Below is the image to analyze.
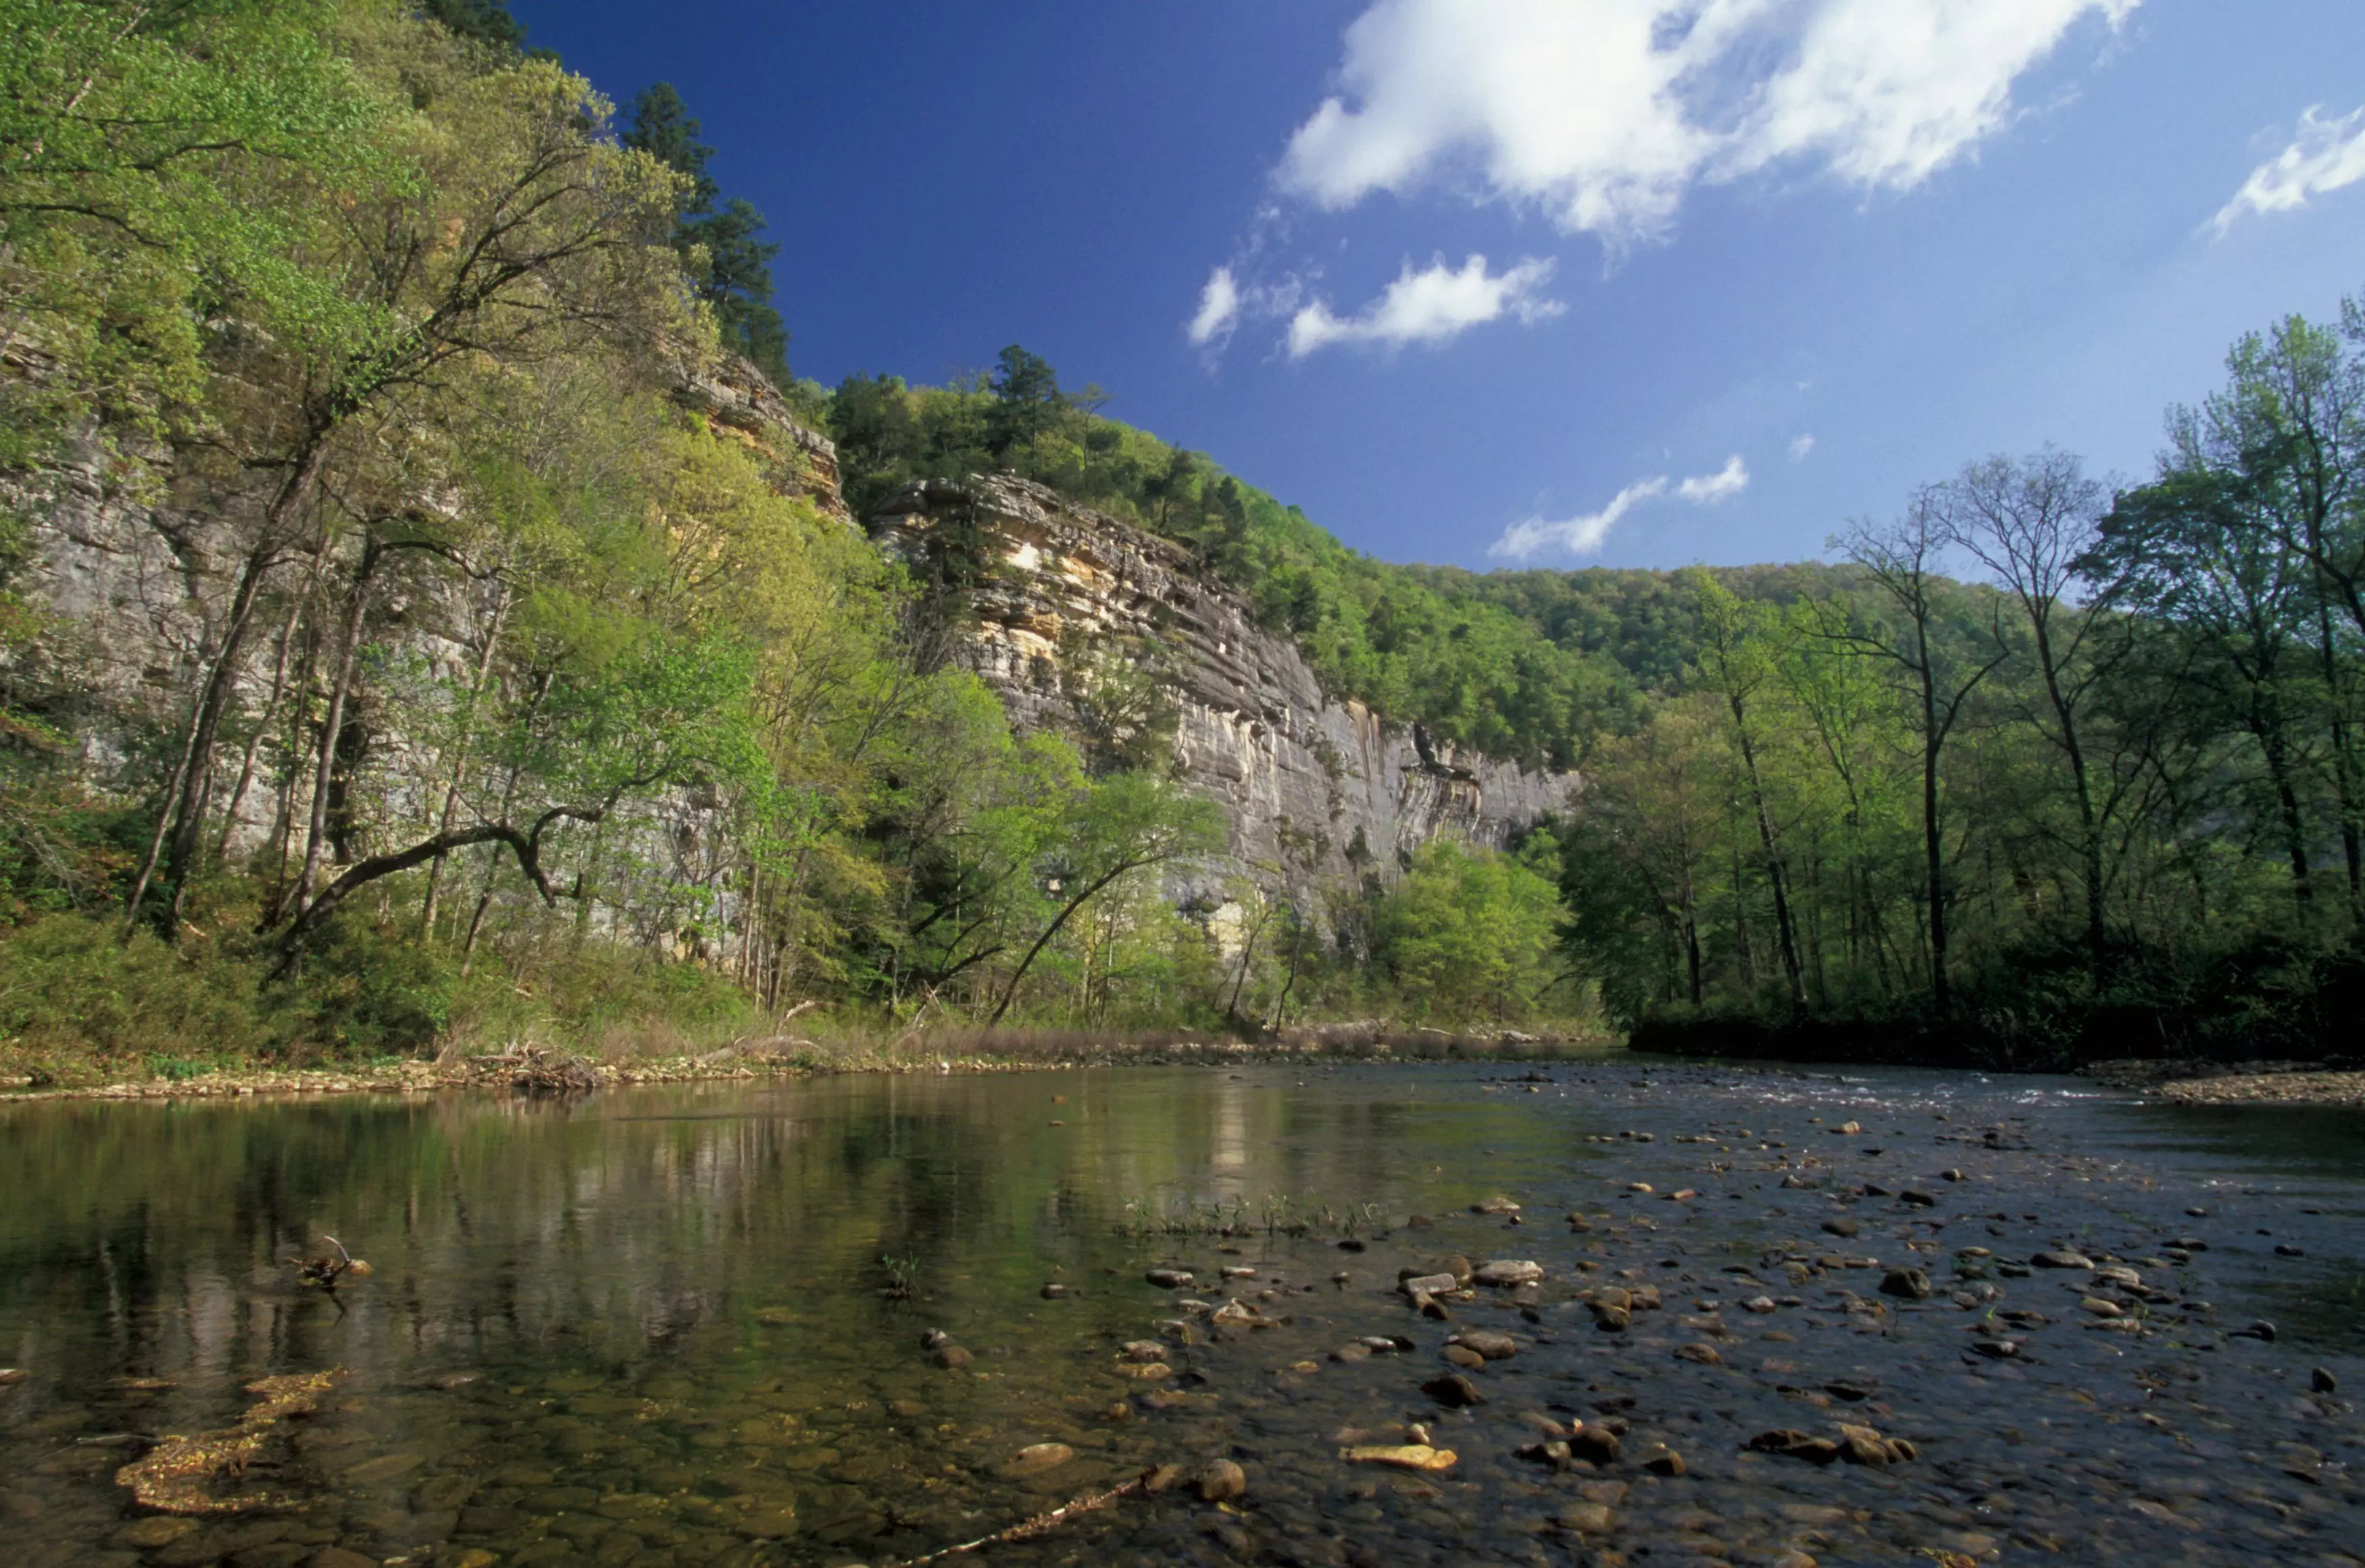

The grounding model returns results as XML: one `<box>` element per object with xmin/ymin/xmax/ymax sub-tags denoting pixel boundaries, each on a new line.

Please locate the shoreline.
<box><xmin>0</xmin><ymin>1030</ymin><xmax>1612</xmax><ymax>1105</ymax></box>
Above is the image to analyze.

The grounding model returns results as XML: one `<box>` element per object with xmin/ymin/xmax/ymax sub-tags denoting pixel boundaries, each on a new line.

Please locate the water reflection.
<box><xmin>0</xmin><ymin>1063</ymin><xmax>2359</xmax><ymax>1567</ymax></box>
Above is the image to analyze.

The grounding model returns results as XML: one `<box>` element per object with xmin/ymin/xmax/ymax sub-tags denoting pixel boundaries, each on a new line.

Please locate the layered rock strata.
<box><xmin>872</xmin><ymin>475</ymin><xmax>1579</xmax><ymax>898</ymax></box>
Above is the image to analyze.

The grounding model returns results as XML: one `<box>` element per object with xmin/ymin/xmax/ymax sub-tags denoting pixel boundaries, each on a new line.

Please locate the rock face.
<box><xmin>872</xmin><ymin>475</ymin><xmax>1579</xmax><ymax>900</ymax></box>
<box><xmin>11</xmin><ymin>334</ymin><xmax>1571</xmax><ymax>919</ymax></box>
<box><xmin>4</xmin><ymin>352</ymin><xmax>847</xmax><ymax>851</ymax></box>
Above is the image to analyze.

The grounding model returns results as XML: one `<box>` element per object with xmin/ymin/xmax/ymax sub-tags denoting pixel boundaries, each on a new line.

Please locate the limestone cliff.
<box><xmin>5</xmin><ymin>351</ymin><xmax>848</xmax><ymax>841</ymax></box>
<box><xmin>872</xmin><ymin>475</ymin><xmax>1580</xmax><ymax>898</ymax></box>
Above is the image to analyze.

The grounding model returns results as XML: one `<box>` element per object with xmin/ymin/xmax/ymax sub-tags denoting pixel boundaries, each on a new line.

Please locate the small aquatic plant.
<box><xmin>1112</xmin><ymin>1191</ymin><xmax>1389</xmax><ymax>1240</ymax></box>
<box><xmin>880</xmin><ymin>1253</ymin><xmax>921</xmax><ymax>1300</ymax></box>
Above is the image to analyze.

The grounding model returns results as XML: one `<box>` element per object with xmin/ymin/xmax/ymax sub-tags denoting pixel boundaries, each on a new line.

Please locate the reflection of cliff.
<box><xmin>873</xmin><ymin>476</ymin><xmax>1580</xmax><ymax>892</ymax></box>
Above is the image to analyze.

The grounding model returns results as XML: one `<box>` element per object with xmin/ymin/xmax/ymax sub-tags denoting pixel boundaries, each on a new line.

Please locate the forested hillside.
<box><xmin>0</xmin><ymin>0</ymin><xmax>1584</xmax><ymax>1080</ymax></box>
<box><xmin>5</xmin><ymin>0</ymin><xmax>2363</xmax><ymax>1078</ymax></box>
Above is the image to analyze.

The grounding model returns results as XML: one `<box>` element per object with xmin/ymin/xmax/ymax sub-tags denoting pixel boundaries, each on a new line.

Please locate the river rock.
<box><xmin>1196</xmin><ymin>1459</ymin><xmax>1247</xmax><ymax>1501</ymax></box>
<box><xmin>114</xmin><ymin>1518</ymin><xmax>200</xmax><ymax>1548</ymax></box>
<box><xmin>0</xmin><ymin>1369</ymin><xmax>28</xmax><ymax>1387</ymax></box>
<box><xmin>1341</xmin><ymin>1444</ymin><xmax>1457</xmax><ymax>1471</ymax></box>
<box><xmin>1041</xmin><ymin>1283</ymin><xmax>1070</xmax><ymax>1299</ymax></box>
<box><xmin>1820</xmin><ymin>1217</ymin><xmax>1861</xmax><ymax>1238</ymax></box>
<box><xmin>2313</xmin><ymin>1367</ymin><xmax>2339</xmax><ymax>1393</ymax></box>
<box><xmin>2031</xmin><ymin>1250</ymin><xmax>2095</xmax><ymax>1269</ymax></box>
<box><xmin>1422</xmin><ymin>1373</ymin><xmax>1484</xmax><ymax>1408</ymax></box>
<box><xmin>1879</xmin><ymin>1267</ymin><xmax>1933</xmax><ymax>1300</ymax></box>
<box><xmin>1557</xmin><ymin>1501</ymin><xmax>1616</xmax><ymax>1534</ymax></box>
<box><xmin>1591</xmin><ymin>1302</ymin><xmax>1632</xmax><ymax>1332</ymax></box>
<box><xmin>1901</xmin><ymin>1189</ymin><xmax>1938</xmax><ymax>1207</ymax></box>
<box><xmin>1749</xmin><ymin>1429</ymin><xmax>1843</xmax><ymax>1464</ymax></box>
<box><xmin>1474</xmin><ymin>1259</ymin><xmax>1543</xmax><ymax>1286</ymax></box>
<box><xmin>1453</xmin><ymin>1330</ymin><xmax>1518</xmax><ymax>1360</ymax></box>
<box><xmin>1674</xmin><ymin>1342</ymin><xmax>1723</xmax><ymax>1365</ymax></box>
<box><xmin>1146</xmin><ymin>1269</ymin><xmax>1194</xmax><ymax>1288</ymax></box>
<box><xmin>931</xmin><ymin>1346</ymin><xmax>973</xmax><ymax>1369</ymax></box>
<box><xmin>1642</xmin><ymin>1446</ymin><xmax>1687</xmax><ymax>1476</ymax></box>
<box><xmin>1442</xmin><ymin>1344</ymin><xmax>1486</xmax><ymax>1371</ymax></box>
<box><xmin>1568</xmin><ymin>1425</ymin><xmax>1622</xmax><ymax>1465</ymax></box>
<box><xmin>2081</xmin><ymin>1297</ymin><xmax>2124</xmax><ymax>1318</ymax></box>
<box><xmin>1332</xmin><ymin>1343</ymin><xmax>1372</xmax><ymax>1363</ymax></box>
<box><xmin>1835</xmin><ymin>1423</ymin><xmax>1916</xmax><ymax>1465</ymax></box>
<box><xmin>1120</xmin><ymin>1340</ymin><xmax>1166</xmax><ymax>1361</ymax></box>
<box><xmin>1472</xmin><ymin>1196</ymin><xmax>1522</xmax><ymax>1215</ymax></box>
<box><xmin>1002</xmin><ymin>1442</ymin><xmax>1074</xmax><ymax>1477</ymax></box>
<box><xmin>1399</xmin><ymin>1273</ymin><xmax>1459</xmax><ymax>1297</ymax></box>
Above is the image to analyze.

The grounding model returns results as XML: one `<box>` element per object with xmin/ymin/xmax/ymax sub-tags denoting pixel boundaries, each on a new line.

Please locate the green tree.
<box><xmin>1374</xmin><ymin>838</ymin><xmax>1564</xmax><ymax>1024</ymax></box>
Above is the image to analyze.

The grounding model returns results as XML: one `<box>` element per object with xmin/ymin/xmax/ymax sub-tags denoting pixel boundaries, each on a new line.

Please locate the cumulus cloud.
<box><xmin>1789</xmin><ymin>433</ymin><xmax>1816</xmax><ymax>461</ymax></box>
<box><xmin>2211</xmin><ymin>105</ymin><xmax>2365</xmax><ymax>236</ymax></box>
<box><xmin>1286</xmin><ymin>254</ymin><xmax>1562</xmax><ymax>357</ymax></box>
<box><xmin>1278</xmin><ymin>0</ymin><xmax>2138</xmax><ymax>249</ymax></box>
<box><xmin>1490</xmin><ymin>454</ymin><xmax>1749</xmax><ymax>559</ymax></box>
<box><xmin>1188</xmin><ymin>266</ymin><xmax>1243</xmax><ymax>347</ymax></box>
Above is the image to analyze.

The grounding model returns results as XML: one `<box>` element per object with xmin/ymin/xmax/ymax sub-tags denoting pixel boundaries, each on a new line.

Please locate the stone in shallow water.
<box><xmin>1340</xmin><ymin>1444</ymin><xmax>1456</xmax><ymax>1472</ymax></box>
<box><xmin>1000</xmin><ymin>1442</ymin><xmax>1074</xmax><ymax>1478</ymax></box>
<box><xmin>2031</xmin><ymin>1250</ymin><xmax>2095</xmax><ymax>1269</ymax></box>
<box><xmin>1474</xmin><ymin>1259</ymin><xmax>1543</xmax><ymax>1286</ymax></box>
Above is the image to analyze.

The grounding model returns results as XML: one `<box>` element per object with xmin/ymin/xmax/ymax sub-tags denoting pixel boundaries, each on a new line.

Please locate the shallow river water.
<box><xmin>1</xmin><ymin>1059</ymin><xmax>2361</xmax><ymax>1568</ymax></box>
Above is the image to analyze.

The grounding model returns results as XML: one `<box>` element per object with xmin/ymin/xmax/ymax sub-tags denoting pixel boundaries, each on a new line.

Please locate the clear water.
<box><xmin>1</xmin><ymin>1061</ymin><xmax>2360</xmax><ymax>1567</ymax></box>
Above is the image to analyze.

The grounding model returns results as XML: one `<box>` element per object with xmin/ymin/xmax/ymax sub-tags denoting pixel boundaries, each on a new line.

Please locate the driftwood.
<box><xmin>886</xmin><ymin>1471</ymin><xmax>1149</xmax><ymax>1567</ymax></box>
<box><xmin>462</xmin><ymin>1046</ymin><xmax>601</xmax><ymax>1094</ymax></box>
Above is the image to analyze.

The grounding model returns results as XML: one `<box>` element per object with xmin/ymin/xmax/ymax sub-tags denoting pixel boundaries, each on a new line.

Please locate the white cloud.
<box><xmin>2211</xmin><ymin>105</ymin><xmax>2365</xmax><ymax>236</ymax></box>
<box><xmin>1492</xmin><ymin>476</ymin><xmax>1668</xmax><ymax>559</ymax></box>
<box><xmin>1676</xmin><ymin>453</ymin><xmax>1749</xmax><ymax>503</ymax></box>
<box><xmin>1490</xmin><ymin>454</ymin><xmax>1749</xmax><ymax>559</ymax></box>
<box><xmin>1789</xmin><ymin>433</ymin><xmax>1816</xmax><ymax>461</ymax></box>
<box><xmin>1287</xmin><ymin>254</ymin><xmax>1562</xmax><ymax>357</ymax></box>
<box><xmin>1187</xmin><ymin>266</ymin><xmax>1243</xmax><ymax>347</ymax></box>
<box><xmin>1278</xmin><ymin>0</ymin><xmax>2138</xmax><ymax>249</ymax></box>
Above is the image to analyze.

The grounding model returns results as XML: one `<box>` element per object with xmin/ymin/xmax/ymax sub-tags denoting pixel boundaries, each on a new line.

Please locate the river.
<box><xmin>1</xmin><ymin>1059</ymin><xmax>2360</xmax><ymax>1566</ymax></box>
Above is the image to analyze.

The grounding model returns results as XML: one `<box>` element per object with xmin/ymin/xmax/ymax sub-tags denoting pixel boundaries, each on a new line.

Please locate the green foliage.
<box><xmin>1372</xmin><ymin>837</ymin><xmax>1568</xmax><ymax>1024</ymax></box>
<box><xmin>622</xmin><ymin>80</ymin><xmax>791</xmax><ymax>388</ymax></box>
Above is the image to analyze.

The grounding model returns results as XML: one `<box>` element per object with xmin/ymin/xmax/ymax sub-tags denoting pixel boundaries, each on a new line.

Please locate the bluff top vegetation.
<box><xmin>4</xmin><ymin>0</ymin><xmax>2364</xmax><ymax>1078</ymax></box>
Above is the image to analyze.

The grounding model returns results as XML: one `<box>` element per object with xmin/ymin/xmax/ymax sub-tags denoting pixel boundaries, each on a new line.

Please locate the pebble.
<box><xmin>1642</xmin><ymin>1446</ymin><xmax>1687</xmax><ymax>1476</ymax></box>
<box><xmin>1145</xmin><ymin>1269</ymin><xmax>1194</xmax><ymax>1288</ymax></box>
<box><xmin>1674</xmin><ymin>1343</ymin><xmax>1723</xmax><ymax>1365</ymax></box>
<box><xmin>2313</xmin><ymin>1367</ymin><xmax>2339</xmax><ymax>1393</ymax></box>
<box><xmin>1453</xmin><ymin>1330</ymin><xmax>1518</xmax><ymax>1360</ymax></box>
<box><xmin>1041</xmin><ymin>1283</ymin><xmax>1070</xmax><ymax>1299</ymax></box>
<box><xmin>1443</xmin><ymin>1344</ymin><xmax>1487</xmax><ymax>1371</ymax></box>
<box><xmin>2031</xmin><ymin>1250</ymin><xmax>2095</xmax><ymax>1269</ymax></box>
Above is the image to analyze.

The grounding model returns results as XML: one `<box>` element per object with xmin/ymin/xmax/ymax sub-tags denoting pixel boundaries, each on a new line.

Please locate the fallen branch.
<box><xmin>887</xmin><ymin>1471</ymin><xmax>1148</xmax><ymax>1567</ymax></box>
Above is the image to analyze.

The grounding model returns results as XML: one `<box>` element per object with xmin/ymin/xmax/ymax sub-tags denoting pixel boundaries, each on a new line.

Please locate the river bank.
<box><xmin>0</xmin><ymin>1025</ymin><xmax>1611</xmax><ymax>1103</ymax></box>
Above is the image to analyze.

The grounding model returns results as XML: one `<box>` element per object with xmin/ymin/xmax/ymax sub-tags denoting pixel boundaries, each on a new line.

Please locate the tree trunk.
<box><xmin>157</xmin><ymin>438</ymin><xmax>331</xmax><ymax>934</ymax></box>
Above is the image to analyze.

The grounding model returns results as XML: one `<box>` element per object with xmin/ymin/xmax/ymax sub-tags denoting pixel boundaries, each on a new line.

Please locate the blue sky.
<box><xmin>512</xmin><ymin>1</ymin><xmax>2365</xmax><ymax>573</ymax></box>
